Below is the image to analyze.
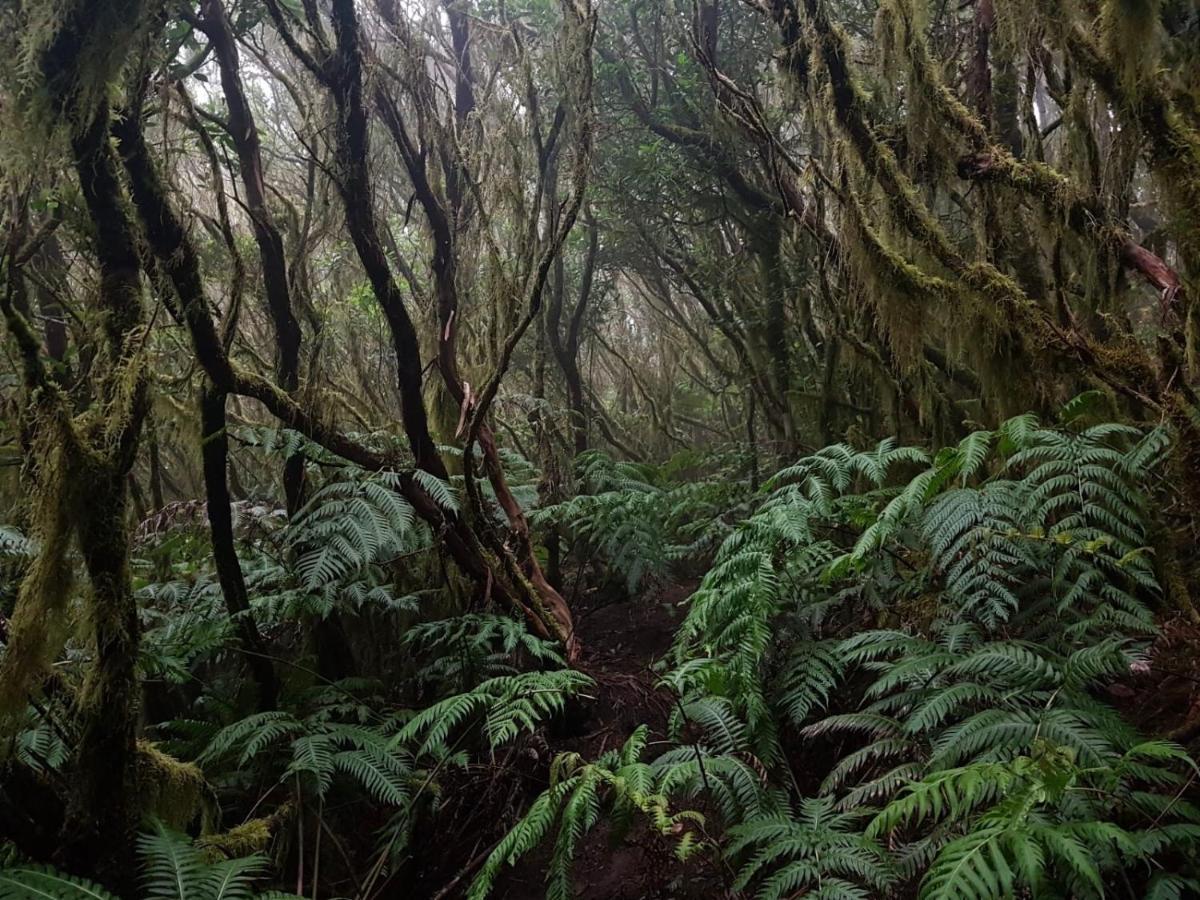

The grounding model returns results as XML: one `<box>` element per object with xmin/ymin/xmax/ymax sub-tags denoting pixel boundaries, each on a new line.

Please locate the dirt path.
<box><xmin>489</xmin><ymin>580</ymin><xmax>703</xmax><ymax>900</ymax></box>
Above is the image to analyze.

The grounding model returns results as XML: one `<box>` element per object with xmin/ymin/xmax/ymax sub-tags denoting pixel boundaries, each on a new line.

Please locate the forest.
<box><xmin>1</xmin><ymin>0</ymin><xmax>1200</xmax><ymax>896</ymax></box>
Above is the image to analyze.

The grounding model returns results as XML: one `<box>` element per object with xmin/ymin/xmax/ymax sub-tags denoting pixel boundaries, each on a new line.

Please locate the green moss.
<box><xmin>135</xmin><ymin>740</ymin><xmax>218</xmax><ymax>832</ymax></box>
<box><xmin>0</xmin><ymin>422</ymin><xmax>78</xmax><ymax>736</ymax></box>
<box><xmin>1101</xmin><ymin>0</ymin><xmax>1162</xmax><ymax>98</ymax></box>
<box><xmin>196</xmin><ymin>808</ymin><xmax>290</xmax><ymax>861</ymax></box>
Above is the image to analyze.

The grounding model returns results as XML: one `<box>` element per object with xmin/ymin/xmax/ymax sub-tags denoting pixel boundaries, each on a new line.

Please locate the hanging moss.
<box><xmin>1101</xmin><ymin>0</ymin><xmax>1163</xmax><ymax>98</ymax></box>
<box><xmin>839</xmin><ymin>184</ymin><xmax>951</xmax><ymax>371</ymax></box>
<box><xmin>0</xmin><ymin>0</ymin><xmax>150</xmax><ymax>170</ymax></box>
<box><xmin>0</xmin><ymin>420</ymin><xmax>78</xmax><ymax>737</ymax></box>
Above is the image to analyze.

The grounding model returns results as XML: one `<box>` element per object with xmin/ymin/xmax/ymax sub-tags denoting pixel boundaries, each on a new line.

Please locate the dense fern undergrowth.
<box><xmin>3</xmin><ymin>398</ymin><xmax>1200</xmax><ymax>899</ymax></box>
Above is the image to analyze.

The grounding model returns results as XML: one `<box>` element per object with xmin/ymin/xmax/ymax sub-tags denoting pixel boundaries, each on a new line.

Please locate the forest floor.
<box><xmin>1113</xmin><ymin>615</ymin><xmax>1200</xmax><ymax>743</ymax></box>
<box><xmin>404</xmin><ymin>594</ymin><xmax>1200</xmax><ymax>899</ymax></box>
<box><xmin>496</xmin><ymin>578</ymin><xmax>721</xmax><ymax>900</ymax></box>
<box><xmin>406</xmin><ymin>577</ymin><xmax>719</xmax><ymax>899</ymax></box>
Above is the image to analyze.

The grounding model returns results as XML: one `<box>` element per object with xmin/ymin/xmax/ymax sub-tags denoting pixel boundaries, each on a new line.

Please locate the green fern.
<box><xmin>869</xmin><ymin>742</ymin><xmax>1200</xmax><ymax>899</ymax></box>
<box><xmin>653</xmin><ymin>403</ymin><xmax>1193</xmax><ymax>897</ymax></box>
<box><xmin>0</xmin><ymin>824</ymin><xmax>300</xmax><ymax>900</ymax></box>
<box><xmin>535</xmin><ymin>450</ymin><xmax>752</xmax><ymax>594</ymax></box>
<box><xmin>725</xmin><ymin>798</ymin><xmax>894</xmax><ymax>899</ymax></box>
<box><xmin>0</xmin><ymin>866</ymin><xmax>118</xmax><ymax>900</ymax></box>
<box><xmin>467</xmin><ymin>728</ymin><xmax>704</xmax><ymax>900</ymax></box>
<box><xmin>393</xmin><ymin>669</ymin><xmax>593</xmax><ymax>758</ymax></box>
<box><xmin>403</xmin><ymin>613</ymin><xmax>565</xmax><ymax>690</ymax></box>
<box><xmin>286</xmin><ymin>472</ymin><xmax>420</xmax><ymax>591</ymax></box>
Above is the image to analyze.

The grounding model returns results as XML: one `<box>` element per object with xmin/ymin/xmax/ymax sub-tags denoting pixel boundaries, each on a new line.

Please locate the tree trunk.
<box><xmin>200</xmin><ymin>382</ymin><xmax>280</xmax><ymax>708</ymax></box>
<box><xmin>55</xmin><ymin>97</ymin><xmax>149</xmax><ymax>894</ymax></box>
<box><xmin>62</xmin><ymin>468</ymin><xmax>140</xmax><ymax>889</ymax></box>
<box><xmin>547</xmin><ymin>215</ymin><xmax>598</xmax><ymax>456</ymax></box>
<box><xmin>201</xmin><ymin>0</ymin><xmax>307</xmax><ymax>514</ymax></box>
<box><xmin>326</xmin><ymin>0</ymin><xmax>577</xmax><ymax>649</ymax></box>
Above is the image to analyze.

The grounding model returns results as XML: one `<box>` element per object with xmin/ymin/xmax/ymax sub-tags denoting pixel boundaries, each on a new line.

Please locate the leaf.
<box><xmin>0</xmin><ymin>867</ymin><xmax>118</xmax><ymax>900</ymax></box>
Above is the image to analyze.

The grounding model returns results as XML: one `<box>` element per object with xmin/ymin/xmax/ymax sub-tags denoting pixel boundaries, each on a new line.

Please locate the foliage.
<box><xmin>0</xmin><ymin>823</ymin><xmax>300</xmax><ymax>900</ymax></box>
<box><xmin>467</xmin><ymin>727</ymin><xmax>705</xmax><ymax>900</ymax></box>
<box><xmin>726</xmin><ymin>798</ymin><xmax>894</xmax><ymax>900</ymax></box>
<box><xmin>670</xmin><ymin>412</ymin><xmax>1168</xmax><ymax>762</ymax></box>
<box><xmin>535</xmin><ymin>450</ymin><xmax>753</xmax><ymax>593</ymax></box>
<box><xmin>402</xmin><ymin>613</ymin><xmax>566</xmax><ymax>691</ymax></box>
<box><xmin>395</xmin><ymin>669</ymin><xmax>592</xmax><ymax>758</ymax></box>
<box><xmin>868</xmin><ymin>741</ymin><xmax>1200</xmax><ymax>899</ymax></box>
<box><xmin>478</xmin><ymin>405</ymin><xmax>1197</xmax><ymax>897</ymax></box>
<box><xmin>2</xmin><ymin>0</ymin><xmax>1199</xmax><ymax>887</ymax></box>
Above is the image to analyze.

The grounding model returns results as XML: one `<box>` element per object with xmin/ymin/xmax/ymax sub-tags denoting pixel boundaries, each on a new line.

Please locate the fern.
<box><xmin>286</xmin><ymin>472</ymin><xmax>420</xmax><ymax>591</ymax></box>
<box><xmin>0</xmin><ymin>825</ymin><xmax>297</xmax><ymax>900</ymax></box>
<box><xmin>140</xmin><ymin>822</ymin><xmax>217</xmax><ymax>900</ymax></box>
<box><xmin>467</xmin><ymin>728</ymin><xmax>704</xmax><ymax>900</ymax></box>
<box><xmin>0</xmin><ymin>525</ymin><xmax>35</xmax><ymax>562</ymax></box>
<box><xmin>403</xmin><ymin>613</ymin><xmax>565</xmax><ymax>690</ymax></box>
<box><xmin>649</xmin><ymin>403</ymin><xmax>1194</xmax><ymax>898</ymax></box>
<box><xmin>12</xmin><ymin>708</ymin><xmax>69</xmax><ymax>775</ymax></box>
<box><xmin>393</xmin><ymin>669</ymin><xmax>592</xmax><ymax>757</ymax></box>
<box><xmin>195</xmin><ymin>704</ymin><xmax>419</xmax><ymax>811</ymax></box>
<box><xmin>923</xmin><ymin>484</ymin><xmax>1030</xmax><ymax>628</ymax></box>
<box><xmin>725</xmin><ymin>799</ymin><xmax>894</xmax><ymax>900</ymax></box>
<box><xmin>535</xmin><ymin>450</ymin><xmax>752</xmax><ymax>594</ymax></box>
<box><xmin>0</xmin><ymin>866</ymin><xmax>118</xmax><ymax>900</ymax></box>
<box><xmin>869</xmin><ymin>742</ymin><xmax>1200</xmax><ymax>899</ymax></box>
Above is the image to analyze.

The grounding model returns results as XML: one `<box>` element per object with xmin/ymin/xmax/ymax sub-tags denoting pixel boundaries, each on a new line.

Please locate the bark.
<box><xmin>65</xmin><ymin>468</ymin><xmax>140</xmax><ymax>889</ymax></box>
<box><xmin>147</xmin><ymin>418</ymin><xmax>166</xmax><ymax>512</ymax></box>
<box><xmin>200</xmin><ymin>0</ymin><xmax>307</xmax><ymax>513</ymax></box>
<box><xmin>649</xmin><ymin>235</ymin><xmax>791</xmax><ymax>439</ymax></box>
<box><xmin>764</xmin><ymin>0</ymin><xmax>1185</xmax><ymax>412</ymax></box>
<box><xmin>199</xmin><ymin>2</ymin><xmax>366</xmax><ymax>670</ymax></box>
<box><xmin>200</xmin><ymin>383</ymin><xmax>281</xmax><ymax>708</ymax></box>
<box><xmin>547</xmin><ymin>216</ymin><xmax>598</xmax><ymax>455</ymax></box>
<box><xmin>753</xmin><ymin>222</ymin><xmax>796</xmax><ymax>448</ymax></box>
<box><xmin>957</xmin><ymin>150</ymin><xmax>1185</xmax><ymax>307</ymax></box>
<box><xmin>698</xmin><ymin>0</ymin><xmax>719</xmax><ymax>65</ymax></box>
<box><xmin>817</xmin><ymin>337</ymin><xmax>839</xmax><ymax>445</ymax></box>
<box><xmin>30</xmin><ymin>234</ymin><xmax>71</xmax><ymax>378</ymax></box>
<box><xmin>116</xmin><ymin>6</ymin><xmax>574</xmax><ymax>653</ymax></box>
<box><xmin>530</xmin><ymin>308</ymin><xmax>565</xmax><ymax>591</ymax></box>
<box><xmin>346</xmin><ymin>0</ymin><xmax>585</xmax><ymax>648</ymax></box>
<box><xmin>55</xmin><ymin>100</ymin><xmax>149</xmax><ymax>893</ymax></box>
<box><xmin>325</xmin><ymin>0</ymin><xmax>444</xmax><ymax>475</ymax></box>
<box><xmin>967</xmin><ymin>0</ymin><xmax>995</xmax><ymax>128</ymax></box>
<box><xmin>593</xmin><ymin>328</ymin><xmax>686</xmax><ymax>450</ymax></box>
<box><xmin>1059</xmin><ymin>22</ymin><xmax>1200</xmax><ymax>253</ymax></box>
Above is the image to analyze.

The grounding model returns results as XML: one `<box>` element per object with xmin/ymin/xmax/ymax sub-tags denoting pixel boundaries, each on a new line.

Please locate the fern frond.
<box><xmin>0</xmin><ymin>867</ymin><xmax>118</xmax><ymax>900</ymax></box>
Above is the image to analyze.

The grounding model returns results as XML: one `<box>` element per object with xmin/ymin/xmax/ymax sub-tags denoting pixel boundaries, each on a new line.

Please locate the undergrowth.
<box><xmin>3</xmin><ymin>402</ymin><xmax>1198</xmax><ymax>899</ymax></box>
<box><xmin>469</xmin><ymin>398</ymin><xmax>1200</xmax><ymax>899</ymax></box>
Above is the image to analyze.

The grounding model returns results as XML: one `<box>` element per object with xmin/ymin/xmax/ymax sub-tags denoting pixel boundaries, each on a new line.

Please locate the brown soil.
<box><xmin>492</xmin><ymin>579</ymin><xmax>722</xmax><ymax>900</ymax></box>
<box><xmin>404</xmin><ymin>578</ymin><xmax>723</xmax><ymax>900</ymax></box>
<box><xmin>408</xmin><ymin>596</ymin><xmax>1200</xmax><ymax>898</ymax></box>
<box><xmin>1110</xmin><ymin>614</ymin><xmax>1200</xmax><ymax>742</ymax></box>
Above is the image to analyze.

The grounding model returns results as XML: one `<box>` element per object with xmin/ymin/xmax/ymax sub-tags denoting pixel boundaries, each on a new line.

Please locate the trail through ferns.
<box><xmin>5</xmin><ymin>405</ymin><xmax>1200</xmax><ymax>899</ymax></box>
<box><xmin>6</xmin><ymin>0</ymin><xmax>1200</xmax><ymax>896</ymax></box>
<box><xmin>489</xmin><ymin>580</ymin><xmax>703</xmax><ymax>900</ymax></box>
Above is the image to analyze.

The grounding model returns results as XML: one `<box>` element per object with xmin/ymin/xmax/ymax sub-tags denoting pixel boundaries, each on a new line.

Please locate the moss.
<box><xmin>0</xmin><ymin>0</ymin><xmax>152</xmax><ymax>170</ymax></box>
<box><xmin>135</xmin><ymin>740</ymin><xmax>218</xmax><ymax>832</ymax></box>
<box><xmin>196</xmin><ymin>807</ymin><xmax>291</xmax><ymax>862</ymax></box>
<box><xmin>1101</xmin><ymin>0</ymin><xmax>1162</xmax><ymax>98</ymax></box>
<box><xmin>0</xmin><ymin>420</ymin><xmax>78</xmax><ymax>736</ymax></box>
